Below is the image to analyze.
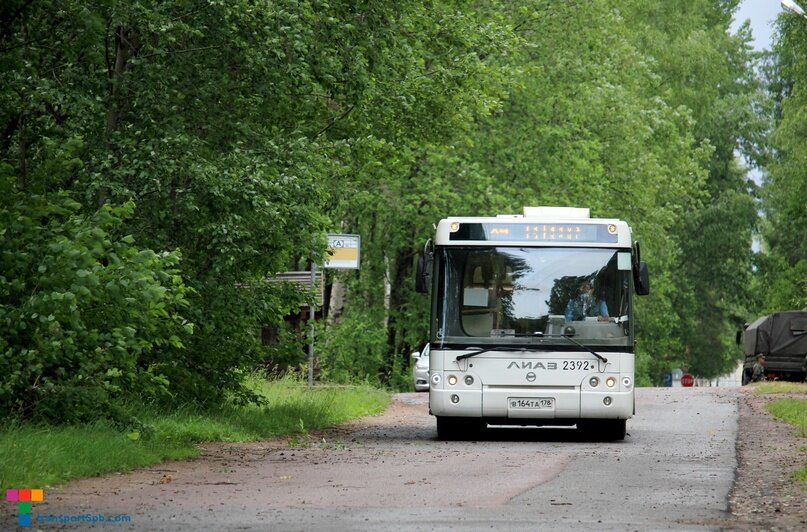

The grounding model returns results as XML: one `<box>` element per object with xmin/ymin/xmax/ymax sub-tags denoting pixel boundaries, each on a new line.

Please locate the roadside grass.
<box><xmin>755</xmin><ymin>382</ymin><xmax>807</xmax><ymax>394</ymax></box>
<box><xmin>798</xmin><ymin>448</ymin><xmax>807</xmax><ymax>485</ymax></box>
<box><xmin>767</xmin><ymin>399</ymin><xmax>807</xmax><ymax>438</ymax></box>
<box><xmin>0</xmin><ymin>377</ymin><xmax>390</xmax><ymax>489</ymax></box>
<box><xmin>766</xmin><ymin>396</ymin><xmax>807</xmax><ymax>486</ymax></box>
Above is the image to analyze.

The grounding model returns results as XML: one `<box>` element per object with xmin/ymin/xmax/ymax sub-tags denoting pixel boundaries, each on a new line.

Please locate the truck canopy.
<box><xmin>744</xmin><ymin>311</ymin><xmax>807</xmax><ymax>357</ymax></box>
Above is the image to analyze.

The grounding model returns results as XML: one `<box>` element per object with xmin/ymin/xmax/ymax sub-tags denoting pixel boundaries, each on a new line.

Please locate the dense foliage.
<box><xmin>0</xmin><ymin>178</ymin><xmax>189</xmax><ymax>421</ymax></box>
<box><xmin>624</xmin><ymin>1</ymin><xmax>766</xmax><ymax>379</ymax></box>
<box><xmin>2</xmin><ymin>0</ymin><xmax>795</xmax><ymax>423</ymax></box>
<box><xmin>760</xmin><ymin>10</ymin><xmax>807</xmax><ymax>313</ymax></box>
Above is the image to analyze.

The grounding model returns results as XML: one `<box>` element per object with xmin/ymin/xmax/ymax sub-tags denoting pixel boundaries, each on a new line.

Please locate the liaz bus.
<box><xmin>415</xmin><ymin>206</ymin><xmax>650</xmax><ymax>441</ymax></box>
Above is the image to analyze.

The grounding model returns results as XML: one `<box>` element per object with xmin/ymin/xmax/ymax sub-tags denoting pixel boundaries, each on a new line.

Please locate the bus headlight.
<box><xmin>431</xmin><ymin>374</ymin><xmax>441</xmax><ymax>385</ymax></box>
<box><xmin>451</xmin><ymin>394</ymin><xmax>460</xmax><ymax>404</ymax></box>
<box><xmin>622</xmin><ymin>376</ymin><xmax>632</xmax><ymax>388</ymax></box>
<box><xmin>447</xmin><ymin>375</ymin><xmax>458</xmax><ymax>386</ymax></box>
<box><xmin>464</xmin><ymin>375</ymin><xmax>474</xmax><ymax>386</ymax></box>
<box><xmin>589</xmin><ymin>376</ymin><xmax>600</xmax><ymax>387</ymax></box>
<box><xmin>606</xmin><ymin>377</ymin><xmax>616</xmax><ymax>388</ymax></box>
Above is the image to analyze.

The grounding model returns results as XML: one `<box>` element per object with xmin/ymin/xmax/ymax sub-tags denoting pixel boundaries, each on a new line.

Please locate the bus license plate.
<box><xmin>509</xmin><ymin>397</ymin><xmax>554</xmax><ymax>409</ymax></box>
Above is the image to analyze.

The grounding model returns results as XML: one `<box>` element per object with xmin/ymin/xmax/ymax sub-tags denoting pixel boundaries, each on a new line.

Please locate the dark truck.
<box><xmin>740</xmin><ymin>311</ymin><xmax>807</xmax><ymax>384</ymax></box>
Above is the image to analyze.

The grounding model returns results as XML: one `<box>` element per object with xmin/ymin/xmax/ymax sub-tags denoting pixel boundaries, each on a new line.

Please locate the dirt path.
<box><xmin>729</xmin><ymin>387</ymin><xmax>807</xmax><ymax>530</ymax></box>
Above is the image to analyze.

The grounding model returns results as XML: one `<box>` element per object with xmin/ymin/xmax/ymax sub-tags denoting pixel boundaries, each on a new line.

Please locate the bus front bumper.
<box><xmin>430</xmin><ymin>387</ymin><xmax>633</xmax><ymax>421</ymax></box>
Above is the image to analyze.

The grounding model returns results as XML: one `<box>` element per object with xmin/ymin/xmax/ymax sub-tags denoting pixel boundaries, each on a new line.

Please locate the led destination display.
<box><xmin>448</xmin><ymin>222</ymin><xmax>619</xmax><ymax>243</ymax></box>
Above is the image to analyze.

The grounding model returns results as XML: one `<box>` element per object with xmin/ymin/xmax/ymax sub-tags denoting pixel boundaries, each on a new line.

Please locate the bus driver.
<box><xmin>565</xmin><ymin>280</ymin><xmax>609</xmax><ymax>322</ymax></box>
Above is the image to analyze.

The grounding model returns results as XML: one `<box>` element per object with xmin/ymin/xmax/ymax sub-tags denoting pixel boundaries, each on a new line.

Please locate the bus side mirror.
<box><xmin>415</xmin><ymin>239</ymin><xmax>433</xmax><ymax>294</ymax></box>
<box><xmin>634</xmin><ymin>261</ymin><xmax>650</xmax><ymax>295</ymax></box>
<box><xmin>632</xmin><ymin>240</ymin><xmax>650</xmax><ymax>295</ymax></box>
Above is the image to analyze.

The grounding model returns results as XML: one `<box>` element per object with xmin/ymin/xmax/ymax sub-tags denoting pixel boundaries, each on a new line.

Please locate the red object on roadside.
<box><xmin>681</xmin><ymin>373</ymin><xmax>695</xmax><ymax>387</ymax></box>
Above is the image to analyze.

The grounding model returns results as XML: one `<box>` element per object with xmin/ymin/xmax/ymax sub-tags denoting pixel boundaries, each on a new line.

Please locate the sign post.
<box><xmin>307</xmin><ymin>234</ymin><xmax>361</xmax><ymax>387</ymax></box>
<box><xmin>308</xmin><ymin>264</ymin><xmax>316</xmax><ymax>387</ymax></box>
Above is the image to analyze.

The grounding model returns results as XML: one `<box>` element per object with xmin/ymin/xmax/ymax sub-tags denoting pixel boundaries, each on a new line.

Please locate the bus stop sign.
<box><xmin>325</xmin><ymin>234</ymin><xmax>361</xmax><ymax>269</ymax></box>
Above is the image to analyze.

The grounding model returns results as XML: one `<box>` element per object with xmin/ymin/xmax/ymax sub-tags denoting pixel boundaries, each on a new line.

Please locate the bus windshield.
<box><xmin>433</xmin><ymin>247</ymin><xmax>634</xmax><ymax>348</ymax></box>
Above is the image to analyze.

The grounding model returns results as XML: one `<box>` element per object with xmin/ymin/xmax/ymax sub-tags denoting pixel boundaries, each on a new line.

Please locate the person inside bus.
<box><xmin>565</xmin><ymin>280</ymin><xmax>609</xmax><ymax>321</ymax></box>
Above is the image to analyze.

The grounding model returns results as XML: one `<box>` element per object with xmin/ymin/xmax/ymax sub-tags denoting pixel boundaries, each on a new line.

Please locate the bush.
<box><xmin>261</xmin><ymin>322</ymin><xmax>310</xmax><ymax>375</ymax></box>
<box><xmin>0</xmin><ymin>184</ymin><xmax>190</xmax><ymax>423</ymax></box>
<box><xmin>320</xmin><ymin>312</ymin><xmax>387</xmax><ymax>384</ymax></box>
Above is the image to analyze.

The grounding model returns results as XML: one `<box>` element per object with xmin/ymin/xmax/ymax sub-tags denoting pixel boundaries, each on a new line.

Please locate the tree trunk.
<box><xmin>107</xmin><ymin>26</ymin><xmax>129</xmax><ymax>133</ymax></box>
<box><xmin>384</xmin><ymin>243</ymin><xmax>415</xmax><ymax>376</ymax></box>
<box><xmin>101</xmin><ymin>25</ymin><xmax>130</xmax><ymax>207</ymax></box>
<box><xmin>327</xmin><ymin>275</ymin><xmax>346</xmax><ymax>326</ymax></box>
<box><xmin>17</xmin><ymin>135</ymin><xmax>27</xmax><ymax>190</ymax></box>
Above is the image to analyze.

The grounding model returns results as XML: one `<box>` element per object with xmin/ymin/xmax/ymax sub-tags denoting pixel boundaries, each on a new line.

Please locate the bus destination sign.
<box><xmin>448</xmin><ymin>222</ymin><xmax>618</xmax><ymax>243</ymax></box>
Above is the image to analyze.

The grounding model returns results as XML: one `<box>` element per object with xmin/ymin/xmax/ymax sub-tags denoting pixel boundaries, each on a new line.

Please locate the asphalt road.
<box><xmin>21</xmin><ymin>387</ymin><xmax>738</xmax><ymax>531</ymax></box>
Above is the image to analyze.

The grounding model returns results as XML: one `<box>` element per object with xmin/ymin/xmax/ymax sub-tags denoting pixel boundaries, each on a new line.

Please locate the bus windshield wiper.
<box><xmin>455</xmin><ymin>346</ymin><xmax>531</xmax><ymax>361</ymax></box>
<box><xmin>533</xmin><ymin>331</ymin><xmax>608</xmax><ymax>364</ymax></box>
<box><xmin>454</xmin><ymin>332</ymin><xmax>608</xmax><ymax>364</ymax></box>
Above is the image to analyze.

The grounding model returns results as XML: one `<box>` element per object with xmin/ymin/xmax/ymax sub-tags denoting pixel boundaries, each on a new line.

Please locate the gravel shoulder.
<box><xmin>729</xmin><ymin>385</ymin><xmax>807</xmax><ymax>530</ymax></box>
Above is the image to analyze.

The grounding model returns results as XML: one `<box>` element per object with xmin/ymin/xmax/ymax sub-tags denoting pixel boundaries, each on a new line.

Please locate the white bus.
<box><xmin>415</xmin><ymin>207</ymin><xmax>650</xmax><ymax>440</ymax></box>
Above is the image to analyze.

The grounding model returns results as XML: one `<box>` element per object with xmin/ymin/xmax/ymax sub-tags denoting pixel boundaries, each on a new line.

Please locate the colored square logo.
<box><xmin>6</xmin><ymin>488</ymin><xmax>44</xmax><ymax>527</ymax></box>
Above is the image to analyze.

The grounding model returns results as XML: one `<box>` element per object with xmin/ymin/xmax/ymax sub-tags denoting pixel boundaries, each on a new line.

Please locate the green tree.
<box><xmin>0</xmin><ymin>0</ymin><xmax>773</xmax><ymax>402</ymax></box>
<box><xmin>759</xmin><ymin>11</ymin><xmax>807</xmax><ymax>313</ymax></box>
<box><xmin>461</xmin><ymin>1</ymin><xmax>714</xmax><ymax>383</ymax></box>
<box><xmin>319</xmin><ymin>3</ymin><xmax>517</xmax><ymax>381</ymax></box>
<box><xmin>623</xmin><ymin>0</ymin><xmax>766</xmax><ymax>379</ymax></box>
<box><xmin>1</xmin><ymin>1</ymin><xmax>522</xmax><ymax>400</ymax></box>
<box><xmin>1</xmin><ymin>1</ymin><xmax>340</xmax><ymax>405</ymax></box>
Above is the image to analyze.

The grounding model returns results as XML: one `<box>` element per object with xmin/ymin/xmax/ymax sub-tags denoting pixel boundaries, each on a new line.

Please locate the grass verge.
<box><xmin>0</xmin><ymin>378</ymin><xmax>390</xmax><ymax>489</ymax></box>
<box><xmin>766</xmin><ymin>395</ymin><xmax>807</xmax><ymax>486</ymax></box>
<box><xmin>755</xmin><ymin>382</ymin><xmax>807</xmax><ymax>394</ymax></box>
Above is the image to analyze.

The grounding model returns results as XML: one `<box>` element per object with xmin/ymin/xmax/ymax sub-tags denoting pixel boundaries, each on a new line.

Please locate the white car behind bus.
<box><xmin>412</xmin><ymin>343</ymin><xmax>430</xmax><ymax>392</ymax></box>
